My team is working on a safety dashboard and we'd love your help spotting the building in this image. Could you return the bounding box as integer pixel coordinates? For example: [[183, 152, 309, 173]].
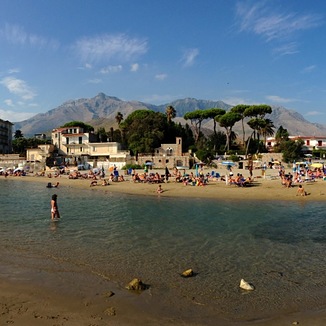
[[51, 126, 131, 169], [137, 137, 192, 169], [0, 118, 13, 154], [266, 136, 326, 153]]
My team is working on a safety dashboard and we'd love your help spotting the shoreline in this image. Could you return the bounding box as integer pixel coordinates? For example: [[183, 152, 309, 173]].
[[1, 171, 326, 325], [2, 167, 326, 202]]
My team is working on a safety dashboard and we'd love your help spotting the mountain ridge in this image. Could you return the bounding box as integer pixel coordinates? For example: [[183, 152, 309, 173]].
[[13, 92, 326, 137]]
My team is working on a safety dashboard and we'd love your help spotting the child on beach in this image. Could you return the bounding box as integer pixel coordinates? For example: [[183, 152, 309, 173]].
[[51, 194, 60, 219], [296, 185, 307, 196], [157, 184, 164, 194]]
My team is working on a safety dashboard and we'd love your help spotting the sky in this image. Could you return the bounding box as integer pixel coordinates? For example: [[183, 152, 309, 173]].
[[1, 0, 326, 125]]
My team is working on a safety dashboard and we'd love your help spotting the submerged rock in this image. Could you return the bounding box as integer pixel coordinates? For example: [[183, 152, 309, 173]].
[[181, 268, 194, 278], [239, 278, 255, 291], [104, 306, 116, 316], [126, 278, 147, 291]]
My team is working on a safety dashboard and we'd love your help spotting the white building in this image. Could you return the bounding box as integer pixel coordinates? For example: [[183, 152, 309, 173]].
[[51, 126, 131, 168], [266, 136, 326, 152]]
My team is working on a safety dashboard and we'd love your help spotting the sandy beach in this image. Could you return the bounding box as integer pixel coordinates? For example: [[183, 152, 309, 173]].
[[1, 168, 326, 326], [5, 166, 326, 202]]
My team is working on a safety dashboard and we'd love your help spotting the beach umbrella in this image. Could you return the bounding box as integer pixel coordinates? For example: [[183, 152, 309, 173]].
[[145, 162, 154, 166], [221, 161, 235, 166], [176, 166, 188, 170], [310, 163, 323, 169]]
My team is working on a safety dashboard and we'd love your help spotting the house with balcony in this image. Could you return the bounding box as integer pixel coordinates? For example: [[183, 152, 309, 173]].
[[51, 126, 131, 169]]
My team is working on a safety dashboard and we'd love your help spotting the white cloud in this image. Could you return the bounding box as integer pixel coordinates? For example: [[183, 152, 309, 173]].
[[305, 110, 323, 117], [301, 65, 316, 73], [130, 63, 139, 72], [235, 2, 323, 42], [4, 99, 14, 107], [272, 42, 299, 56], [222, 97, 251, 106], [181, 48, 199, 67], [74, 33, 148, 63], [8, 68, 20, 74], [141, 94, 180, 104], [0, 23, 59, 49], [0, 108, 35, 121], [266, 95, 296, 103], [100, 65, 123, 74], [155, 73, 167, 80], [0, 76, 36, 100], [87, 78, 102, 84]]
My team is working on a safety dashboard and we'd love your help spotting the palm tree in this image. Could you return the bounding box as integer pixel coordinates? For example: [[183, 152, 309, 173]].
[[115, 112, 124, 125], [165, 105, 176, 123], [259, 118, 275, 146]]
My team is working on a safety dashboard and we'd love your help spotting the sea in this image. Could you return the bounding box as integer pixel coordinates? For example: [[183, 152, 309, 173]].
[[0, 177, 326, 325]]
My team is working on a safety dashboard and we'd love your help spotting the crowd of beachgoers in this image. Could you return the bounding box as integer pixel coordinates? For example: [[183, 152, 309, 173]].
[[1, 162, 326, 201]]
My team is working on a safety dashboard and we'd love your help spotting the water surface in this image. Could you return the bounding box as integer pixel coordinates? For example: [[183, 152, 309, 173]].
[[0, 178, 325, 324]]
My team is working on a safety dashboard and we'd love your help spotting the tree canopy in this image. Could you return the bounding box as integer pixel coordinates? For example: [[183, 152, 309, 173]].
[[61, 121, 94, 132]]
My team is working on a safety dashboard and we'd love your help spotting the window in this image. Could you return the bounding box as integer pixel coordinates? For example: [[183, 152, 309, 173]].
[[318, 140, 322, 146], [79, 137, 82, 144], [306, 140, 310, 146], [66, 137, 69, 144], [80, 147, 83, 152]]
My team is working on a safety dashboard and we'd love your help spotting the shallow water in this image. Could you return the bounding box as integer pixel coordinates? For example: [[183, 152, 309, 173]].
[[0, 178, 325, 324]]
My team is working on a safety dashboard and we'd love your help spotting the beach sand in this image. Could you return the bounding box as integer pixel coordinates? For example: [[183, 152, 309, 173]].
[[1, 168, 326, 325]]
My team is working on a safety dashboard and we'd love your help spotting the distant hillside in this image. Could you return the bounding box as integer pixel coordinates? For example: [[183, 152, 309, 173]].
[[13, 92, 326, 137]]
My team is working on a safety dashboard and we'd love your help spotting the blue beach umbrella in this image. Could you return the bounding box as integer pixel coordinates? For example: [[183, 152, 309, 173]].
[[221, 161, 235, 166]]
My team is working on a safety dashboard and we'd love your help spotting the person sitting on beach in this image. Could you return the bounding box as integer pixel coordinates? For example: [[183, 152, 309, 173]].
[[157, 184, 164, 193], [118, 175, 125, 182], [90, 180, 97, 187], [132, 173, 140, 182], [176, 171, 182, 182], [101, 179, 109, 186], [296, 184, 307, 196]]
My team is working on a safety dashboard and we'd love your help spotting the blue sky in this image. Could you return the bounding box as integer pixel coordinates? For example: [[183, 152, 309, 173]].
[[1, 0, 326, 124]]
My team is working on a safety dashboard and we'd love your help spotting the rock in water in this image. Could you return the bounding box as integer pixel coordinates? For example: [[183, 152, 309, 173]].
[[126, 278, 146, 291], [239, 278, 255, 291], [181, 269, 194, 277]]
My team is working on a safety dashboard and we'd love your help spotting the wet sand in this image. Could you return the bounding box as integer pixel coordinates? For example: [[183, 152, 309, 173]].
[[1, 168, 326, 325]]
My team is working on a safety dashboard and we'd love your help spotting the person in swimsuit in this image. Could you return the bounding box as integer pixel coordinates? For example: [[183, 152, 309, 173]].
[[51, 194, 60, 219]]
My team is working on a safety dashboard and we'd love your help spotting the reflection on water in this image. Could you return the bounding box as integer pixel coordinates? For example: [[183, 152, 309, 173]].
[[0, 178, 326, 323]]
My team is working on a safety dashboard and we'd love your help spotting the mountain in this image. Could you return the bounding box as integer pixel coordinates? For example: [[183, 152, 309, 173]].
[[13, 92, 326, 137]]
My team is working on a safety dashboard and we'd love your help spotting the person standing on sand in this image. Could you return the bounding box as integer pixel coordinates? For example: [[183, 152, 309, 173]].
[[51, 194, 60, 219], [165, 167, 170, 182]]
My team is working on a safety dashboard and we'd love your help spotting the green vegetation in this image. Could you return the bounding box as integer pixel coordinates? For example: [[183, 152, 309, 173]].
[[13, 105, 310, 165], [12, 130, 49, 156]]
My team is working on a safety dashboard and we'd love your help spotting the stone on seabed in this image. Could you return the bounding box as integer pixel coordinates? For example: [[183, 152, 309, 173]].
[[126, 278, 146, 291], [239, 278, 255, 291], [181, 268, 194, 277]]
